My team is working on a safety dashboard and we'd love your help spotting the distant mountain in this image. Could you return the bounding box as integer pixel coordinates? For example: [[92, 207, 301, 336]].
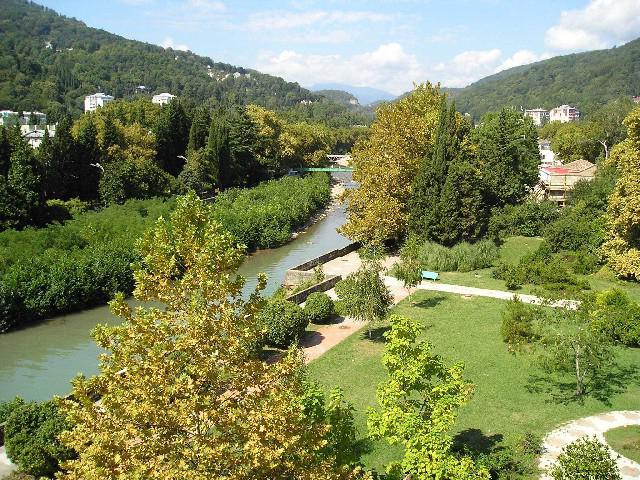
[[0, 0, 335, 117], [311, 83, 395, 106], [446, 39, 640, 119], [314, 89, 360, 106]]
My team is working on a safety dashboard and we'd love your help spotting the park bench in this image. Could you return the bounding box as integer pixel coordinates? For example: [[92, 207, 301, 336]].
[[421, 270, 439, 281]]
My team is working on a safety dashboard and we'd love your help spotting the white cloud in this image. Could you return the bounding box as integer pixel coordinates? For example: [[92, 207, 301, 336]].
[[257, 43, 424, 95], [161, 37, 189, 51], [494, 50, 552, 73], [545, 0, 640, 51], [245, 10, 391, 31], [431, 49, 502, 87]]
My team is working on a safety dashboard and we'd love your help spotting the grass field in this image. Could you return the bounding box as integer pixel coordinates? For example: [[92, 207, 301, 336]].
[[605, 426, 640, 463], [435, 236, 640, 301], [308, 290, 640, 477]]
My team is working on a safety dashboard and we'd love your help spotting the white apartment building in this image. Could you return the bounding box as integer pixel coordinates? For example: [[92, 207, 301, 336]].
[[84, 93, 114, 112], [0, 110, 47, 127], [152, 92, 176, 105], [550, 105, 580, 123], [538, 139, 558, 167], [524, 108, 550, 126]]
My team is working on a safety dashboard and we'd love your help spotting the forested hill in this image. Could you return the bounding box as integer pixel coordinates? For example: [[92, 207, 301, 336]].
[[0, 0, 321, 116], [448, 38, 640, 119]]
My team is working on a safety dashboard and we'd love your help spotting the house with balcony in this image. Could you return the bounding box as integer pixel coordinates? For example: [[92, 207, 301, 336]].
[[549, 105, 580, 123], [525, 108, 550, 126], [152, 93, 176, 105], [538, 159, 596, 205], [84, 93, 114, 112]]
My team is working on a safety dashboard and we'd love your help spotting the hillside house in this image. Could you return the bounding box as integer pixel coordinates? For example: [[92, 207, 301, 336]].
[[538, 159, 596, 205], [84, 93, 114, 112], [152, 92, 176, 105], [525, 108, 550, 126], [538, 139, 558, 167], [550, 105, 580, 123]]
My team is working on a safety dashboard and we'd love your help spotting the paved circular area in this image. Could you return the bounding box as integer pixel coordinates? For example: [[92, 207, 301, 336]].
[[539, 411, 640, 479]]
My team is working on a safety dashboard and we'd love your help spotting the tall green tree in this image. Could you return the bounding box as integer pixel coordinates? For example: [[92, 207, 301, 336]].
[[40, 115, 79, 200], [437, 158, 487, 246], [472, 108, 539, 208], [408, 99, 465, 240], [368, 315, 489, 479], [153, 100, 190, 176], [186, 104, 211, 154], [73, 115, 101, 200]]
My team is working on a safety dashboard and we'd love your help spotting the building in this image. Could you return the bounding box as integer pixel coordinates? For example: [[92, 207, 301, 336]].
[[549, 105, 580, 123], [538, 159, 597, 205], [152, 92, 176, 105], [633, 96, 640, 104], [525, 108, 550, 126], [84, 93, 114, 112], [538, 139, 558, 167]]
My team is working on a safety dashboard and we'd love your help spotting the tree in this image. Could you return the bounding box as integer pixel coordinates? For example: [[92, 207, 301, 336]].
[[550, 437, 621, 480], [57, 193, 358, 480], [246, 104, 286, 175], [335, 259, 392, 338], [187, 104, 211, 154], [590, 97, 635, 161], [601, 106, 640, 279], [368, 315, 489, 480], [342, 84, 443, 246], [437, 158, 487, 246], [472, 109, 539, 208], [153, 99, 190, 176], [408, 99, 464, 240], [549, 121, 604, 163], [73, 115, 101, 200], [224, 106, 260, 186], [39, 115, 80, 200], [539, 302, 614, 397], [204, 114, 229, 188]]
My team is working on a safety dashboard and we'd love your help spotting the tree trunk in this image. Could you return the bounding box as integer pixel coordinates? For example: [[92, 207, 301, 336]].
[[599, 140, 609, 161], [575, 346, 583, 397]]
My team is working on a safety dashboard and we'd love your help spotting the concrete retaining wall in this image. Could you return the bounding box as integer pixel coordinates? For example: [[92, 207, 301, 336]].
[[286, 275, 341, 304], [284, 242, 359, 286]]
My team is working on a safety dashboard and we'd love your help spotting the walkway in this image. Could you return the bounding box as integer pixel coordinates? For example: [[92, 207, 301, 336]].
[[539, 411, 640, 479], [0, 447, 15, 478], [401, 278, 580, 309]]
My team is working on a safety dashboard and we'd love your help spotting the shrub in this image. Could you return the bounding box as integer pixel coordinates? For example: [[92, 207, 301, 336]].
[[45, 198, 90, 224], [550, 437, 621, 480], [400, 238, 499, 273], [590, 289, 640, 347], [258, 298, 309, 348], [543, 203, 605, 254], [304, 292, 334, 324], [501, 298, 540, 350], [0, 397, 25, 424], [488, 201, 559, 240], [4, 401, 74, 478]]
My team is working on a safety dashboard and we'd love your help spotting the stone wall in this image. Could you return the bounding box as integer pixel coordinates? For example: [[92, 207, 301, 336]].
[[284, 242, 358, 286], [286, 275, 341, 304]]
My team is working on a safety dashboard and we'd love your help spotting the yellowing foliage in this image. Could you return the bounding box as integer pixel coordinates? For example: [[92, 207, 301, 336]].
[[601, 107, 640, 279], [341, 83, 443, 245], [57, 193, 360, 480]]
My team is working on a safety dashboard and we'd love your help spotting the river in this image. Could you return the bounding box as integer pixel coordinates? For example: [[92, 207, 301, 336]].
[[0, 173, 353, 401]]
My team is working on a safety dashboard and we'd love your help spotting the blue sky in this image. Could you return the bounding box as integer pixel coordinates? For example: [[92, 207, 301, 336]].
[[38, 0, 640, 94]]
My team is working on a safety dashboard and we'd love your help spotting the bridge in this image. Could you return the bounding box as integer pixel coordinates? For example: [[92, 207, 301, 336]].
[[292, 167, 353, 173]]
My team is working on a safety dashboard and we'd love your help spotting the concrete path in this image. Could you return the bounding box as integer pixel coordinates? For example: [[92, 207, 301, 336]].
[[539, 411, 640, 479], [0, 446, 16, 478], [398, 278, 580, 309]]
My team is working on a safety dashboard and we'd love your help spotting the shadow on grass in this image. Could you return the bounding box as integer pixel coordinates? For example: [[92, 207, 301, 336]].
[[411, 295, 447, 309], [527, 362, 640, 405], [362, 326, 391, 343], [452, 428, 504, 455]]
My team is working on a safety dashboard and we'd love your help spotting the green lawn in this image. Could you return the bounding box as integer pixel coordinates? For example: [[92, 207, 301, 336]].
[[436, 236, 640, 301], [308, 291, 640, 478], [605, 426, 640, 463]]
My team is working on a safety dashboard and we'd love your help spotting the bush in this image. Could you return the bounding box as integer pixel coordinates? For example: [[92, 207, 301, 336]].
[[590, 289, 640, 347], [45, 198, 90, 224], [0, 397, 25, 424], [488, 201, 559, 240], [99, 158, 175, 205], [4, 401, 74, 478], [400, 238, 499, 273], [304, 292, 335, 324], [543, 203, 605, 254], [550, 437, 621, 480], [258, 298, 309, 348], [212, 173, 330, 250], [501, 298, 540, 350]]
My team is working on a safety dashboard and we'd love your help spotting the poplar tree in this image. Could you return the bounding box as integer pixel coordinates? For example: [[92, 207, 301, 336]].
[[187, 105, 211, 154], [154, 100, 190, 176]]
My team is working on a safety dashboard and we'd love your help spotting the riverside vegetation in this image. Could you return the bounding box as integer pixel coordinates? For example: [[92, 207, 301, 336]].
[[0, 172, 330, 333]]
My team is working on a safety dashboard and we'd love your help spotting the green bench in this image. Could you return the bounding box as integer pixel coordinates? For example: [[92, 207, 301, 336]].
[[421, 270, 439, 281]]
